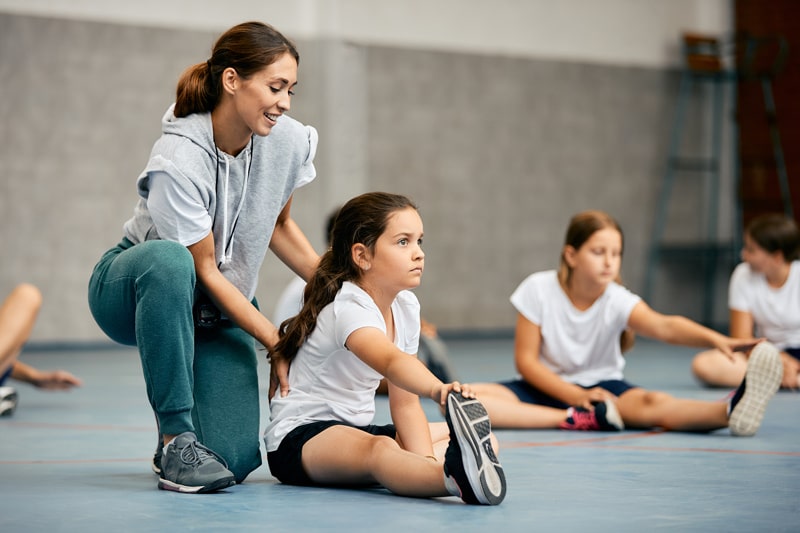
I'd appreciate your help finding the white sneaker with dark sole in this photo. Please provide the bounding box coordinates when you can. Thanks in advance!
[444,392,506,505]
[728,342,782,437]
[0,386,18,417]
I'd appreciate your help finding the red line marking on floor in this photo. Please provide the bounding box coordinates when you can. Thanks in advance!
[502,430,665,448]
[1,421,153,431]
[0,458,151,465]
[501,430,800,456]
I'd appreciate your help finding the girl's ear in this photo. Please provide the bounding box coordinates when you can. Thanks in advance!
[221,67,239,95]
[351,243,372,272]
[563,245,577,268]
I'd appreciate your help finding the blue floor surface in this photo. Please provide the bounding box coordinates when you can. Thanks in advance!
[1,338,797,532]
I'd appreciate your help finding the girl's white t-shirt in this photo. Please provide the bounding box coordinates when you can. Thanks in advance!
[728,260,800,350]
[510,270,641,386]
[264,281,420,452]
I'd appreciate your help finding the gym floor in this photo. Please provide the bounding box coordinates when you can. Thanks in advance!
[1,337,797,532]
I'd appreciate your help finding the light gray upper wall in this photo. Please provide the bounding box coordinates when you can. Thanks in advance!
[0,0,731,66]
[0,4,735,342]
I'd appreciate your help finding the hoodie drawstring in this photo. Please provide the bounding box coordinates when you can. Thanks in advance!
[214,138,253,266]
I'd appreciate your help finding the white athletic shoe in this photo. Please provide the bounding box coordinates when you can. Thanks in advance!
[728,342,782,437]
[0,386,18,417]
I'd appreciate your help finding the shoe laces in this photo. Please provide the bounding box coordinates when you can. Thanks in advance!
[178,440,227,468]
[564,408,599,431]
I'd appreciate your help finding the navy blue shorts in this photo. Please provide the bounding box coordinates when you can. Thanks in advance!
[785,347,800,361]
[0,366,12,386]
[499,378,638,409]
[267,420,397,486]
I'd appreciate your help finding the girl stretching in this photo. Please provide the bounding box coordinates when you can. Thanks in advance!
[471,210,782,436]
[693,213,800,390]
[264,192,506,505]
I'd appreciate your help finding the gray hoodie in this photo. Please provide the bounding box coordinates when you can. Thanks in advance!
[123,104,318,300]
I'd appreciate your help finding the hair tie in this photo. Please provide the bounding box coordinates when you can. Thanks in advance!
[206,59,213,73]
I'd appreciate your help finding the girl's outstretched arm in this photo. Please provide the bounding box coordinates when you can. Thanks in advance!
[346,326,455,406]
[627,301,761,358]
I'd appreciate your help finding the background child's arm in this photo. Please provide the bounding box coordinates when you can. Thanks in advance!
[514,314,612,408]
[627,302,760,357]
[729,309,755,339]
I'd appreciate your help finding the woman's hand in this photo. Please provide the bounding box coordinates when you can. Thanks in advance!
[268,353,291,401]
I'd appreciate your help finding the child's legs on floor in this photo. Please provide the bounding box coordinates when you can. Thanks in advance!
[0,283,42,374]
[471,382,567,429]
[616,388,728,432]
[692,350,748,388]
[302,425,447,497]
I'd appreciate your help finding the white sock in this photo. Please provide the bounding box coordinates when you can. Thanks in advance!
[443,471,460,496]
[163,436,177,450]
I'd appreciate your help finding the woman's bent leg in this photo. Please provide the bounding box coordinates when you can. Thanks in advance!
[192,325,262,483]
[88,240,197,435]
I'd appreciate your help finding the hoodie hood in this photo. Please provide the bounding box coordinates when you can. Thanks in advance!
[161,105,217,160]
[123,104,318,300]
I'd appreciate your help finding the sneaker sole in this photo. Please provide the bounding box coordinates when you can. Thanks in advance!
[152,437,163,475]
[602,400,625,431]
[0,387,19,417]
[447,392,506,505]
[158,475,235,494]
[729,343,782,437]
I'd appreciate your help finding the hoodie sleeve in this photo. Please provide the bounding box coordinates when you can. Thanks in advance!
[294,125,318,189]
[145,167,213,247]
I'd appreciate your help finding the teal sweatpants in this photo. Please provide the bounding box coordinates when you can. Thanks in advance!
[88,238,262,482]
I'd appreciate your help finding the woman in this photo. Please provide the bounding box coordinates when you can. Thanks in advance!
[88,21,319,493]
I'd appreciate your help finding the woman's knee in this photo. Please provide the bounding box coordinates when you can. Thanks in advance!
[139,241,195,285]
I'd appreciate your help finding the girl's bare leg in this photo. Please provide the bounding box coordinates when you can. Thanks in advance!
[427,420,499,462]
[616,388,729,432]
[470,382,567,429]
[0,284,42,375]
[301,425,449,498]
[692,350,748,388]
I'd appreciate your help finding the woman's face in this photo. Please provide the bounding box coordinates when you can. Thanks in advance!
[231,52,298,137]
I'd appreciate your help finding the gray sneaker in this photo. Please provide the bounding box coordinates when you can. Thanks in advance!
[152,435,163,475]
[158,432,235,493]
[0,386,18,417]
